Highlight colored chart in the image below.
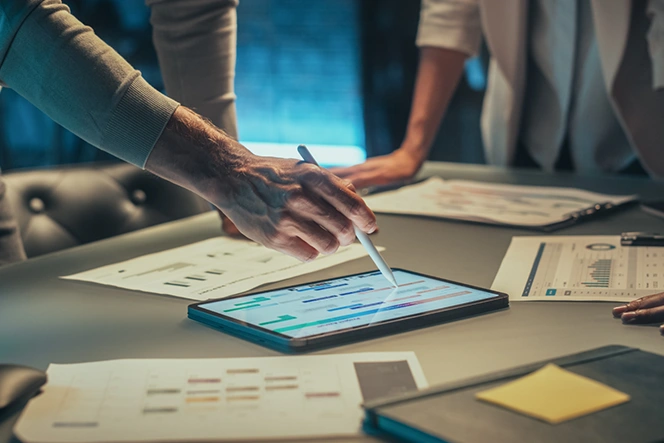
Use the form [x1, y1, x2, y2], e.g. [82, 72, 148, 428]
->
[203, 269, 499, 338]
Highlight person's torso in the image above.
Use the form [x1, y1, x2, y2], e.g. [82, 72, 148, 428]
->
[518, 0, 636, 174]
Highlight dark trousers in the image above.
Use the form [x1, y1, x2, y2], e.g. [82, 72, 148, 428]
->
[0, 176, 26, 266]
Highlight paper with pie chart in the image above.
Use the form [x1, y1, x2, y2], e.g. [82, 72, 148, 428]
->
[492, 236, 664, 302]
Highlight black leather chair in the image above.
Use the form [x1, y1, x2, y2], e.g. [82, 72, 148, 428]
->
[2, 162, 211, 258]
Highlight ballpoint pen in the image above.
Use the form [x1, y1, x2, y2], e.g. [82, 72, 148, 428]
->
[297, 144, 398, 288]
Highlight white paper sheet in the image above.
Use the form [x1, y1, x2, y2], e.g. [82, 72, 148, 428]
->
[62, 238, 383, 301]
[364, 178, 635, 228]
[14, 353, 427, 442]
[492, 236, 664, 302]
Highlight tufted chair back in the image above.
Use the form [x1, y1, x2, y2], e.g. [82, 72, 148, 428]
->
[2, 162, 211, 258]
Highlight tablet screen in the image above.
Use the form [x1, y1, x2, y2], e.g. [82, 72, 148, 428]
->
[197, 270, 501, 339]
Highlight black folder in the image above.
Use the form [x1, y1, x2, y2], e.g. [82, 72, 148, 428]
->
[363, 345, 664, 443]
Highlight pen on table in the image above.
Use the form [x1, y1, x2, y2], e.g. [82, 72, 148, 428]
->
[297, 144, 398, 288]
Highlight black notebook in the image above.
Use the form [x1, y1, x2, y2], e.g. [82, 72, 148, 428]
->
[363, 345, 664, 443]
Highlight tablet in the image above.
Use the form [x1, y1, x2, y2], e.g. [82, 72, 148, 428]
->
[188, 268, 508, 352]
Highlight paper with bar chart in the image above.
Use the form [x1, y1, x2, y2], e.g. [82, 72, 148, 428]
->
[62, 237, 382, 301]
[14, 353, 427, 442]
[492, 236, 664, 302]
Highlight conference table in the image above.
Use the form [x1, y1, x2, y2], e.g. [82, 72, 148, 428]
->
[1, 162, 663, 443]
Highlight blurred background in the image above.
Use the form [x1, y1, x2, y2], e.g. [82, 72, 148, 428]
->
[0, 0, 486, 171]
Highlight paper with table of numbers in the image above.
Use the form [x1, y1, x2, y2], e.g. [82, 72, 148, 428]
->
[62, 237, 383, 301]
[14, 353, 427, 442]
[492, 235, 664, 302]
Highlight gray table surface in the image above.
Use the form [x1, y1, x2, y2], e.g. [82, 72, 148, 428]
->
[2, 162, 664, 442]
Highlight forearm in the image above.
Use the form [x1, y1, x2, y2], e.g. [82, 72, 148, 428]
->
[401, 47, 467, 164]
[144, 106, 247, 206]
[0, 0, 178, 167]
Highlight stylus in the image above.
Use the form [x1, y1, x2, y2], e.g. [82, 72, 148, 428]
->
[297, 144, 398, 288]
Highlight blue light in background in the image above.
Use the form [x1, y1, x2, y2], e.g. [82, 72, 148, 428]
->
[235, 0, 365, 167]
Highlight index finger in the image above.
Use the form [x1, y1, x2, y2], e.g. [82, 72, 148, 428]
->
[302, 170, 377, 234]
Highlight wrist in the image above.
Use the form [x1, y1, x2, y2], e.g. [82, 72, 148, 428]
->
[397, 140, 429, 171]
[144, 106, 251, 207]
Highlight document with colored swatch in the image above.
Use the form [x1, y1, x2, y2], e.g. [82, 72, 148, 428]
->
[14, 353, 427, 442]
[61, 237, 383, 301]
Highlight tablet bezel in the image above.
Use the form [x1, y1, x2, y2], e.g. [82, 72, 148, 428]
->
[188, 268, 509, 352]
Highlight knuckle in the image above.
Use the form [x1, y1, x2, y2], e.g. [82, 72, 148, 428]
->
[338, 221, 355, 244]
[303, 250, 319, 262]
[269, 231, 291, 247]
[273, 213, 296, 231]
[322, 236, 340, 254]
[635, 309, 650, 320]
[301, 164, 324, 182]
[286, 192, 310, 211]
[628, 298, 644, 310]
[348, 198, 364, 218]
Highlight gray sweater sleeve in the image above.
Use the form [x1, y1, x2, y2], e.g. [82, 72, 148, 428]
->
[0, 0, 179, 167]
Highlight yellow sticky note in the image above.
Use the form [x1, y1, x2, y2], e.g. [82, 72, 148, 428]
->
[475, 363, 630, 424]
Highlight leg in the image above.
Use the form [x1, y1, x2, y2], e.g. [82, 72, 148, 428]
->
[147, 0, 239, 139]
[0, 175, 27, 265]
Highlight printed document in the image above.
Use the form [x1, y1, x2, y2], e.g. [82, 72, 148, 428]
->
[14, 353, 427, 442]
[62, 237, 383, 301]
[364, 178, 635, 229]
[492, 236, 664, 302]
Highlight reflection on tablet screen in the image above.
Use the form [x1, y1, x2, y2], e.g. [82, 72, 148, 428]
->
[200, 270, 499, 338]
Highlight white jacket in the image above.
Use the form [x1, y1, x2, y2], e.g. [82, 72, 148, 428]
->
[418, 0, 664, 176]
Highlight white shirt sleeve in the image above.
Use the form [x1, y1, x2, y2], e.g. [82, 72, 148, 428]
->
[416, 0, 482, 56]
[647, 0, 664, 89]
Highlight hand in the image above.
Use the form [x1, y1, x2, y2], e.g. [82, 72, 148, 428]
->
[146, 107, 377, 262]
[216, 209, 246, 238]
[218, 155, 378, 261]
[330, 148, 422, 189]
[613, 292, 664, 336]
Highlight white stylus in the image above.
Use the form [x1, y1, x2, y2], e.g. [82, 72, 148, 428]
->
[297, 145, 398, 288]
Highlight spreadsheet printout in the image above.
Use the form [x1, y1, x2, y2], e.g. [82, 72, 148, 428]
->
[14, 353, 426, 442]
[492, 236, 664, 302]
[62, 237, 382, 301]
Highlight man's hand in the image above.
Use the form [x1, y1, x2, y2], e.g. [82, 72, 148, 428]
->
[217, 154, 375, 261]
[330, 148, 422, 189]
[613, 292, 664, 336]
[145, 106, 377, 262]
[217, 209, 245, 237]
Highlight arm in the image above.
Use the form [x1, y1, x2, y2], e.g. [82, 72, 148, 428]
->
[402, 47, 467, 166]
[146, 106, 377, 262]
[332, 48, 466, 189]
[332, 0, 480, 189]
[0, 0, 377, 261]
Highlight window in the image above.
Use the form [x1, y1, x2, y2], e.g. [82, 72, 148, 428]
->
[236, 0, 365, 166]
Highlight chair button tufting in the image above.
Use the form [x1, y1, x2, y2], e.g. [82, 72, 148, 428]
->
[28, 197, 45, 213]
[131, 189, 147, 205]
